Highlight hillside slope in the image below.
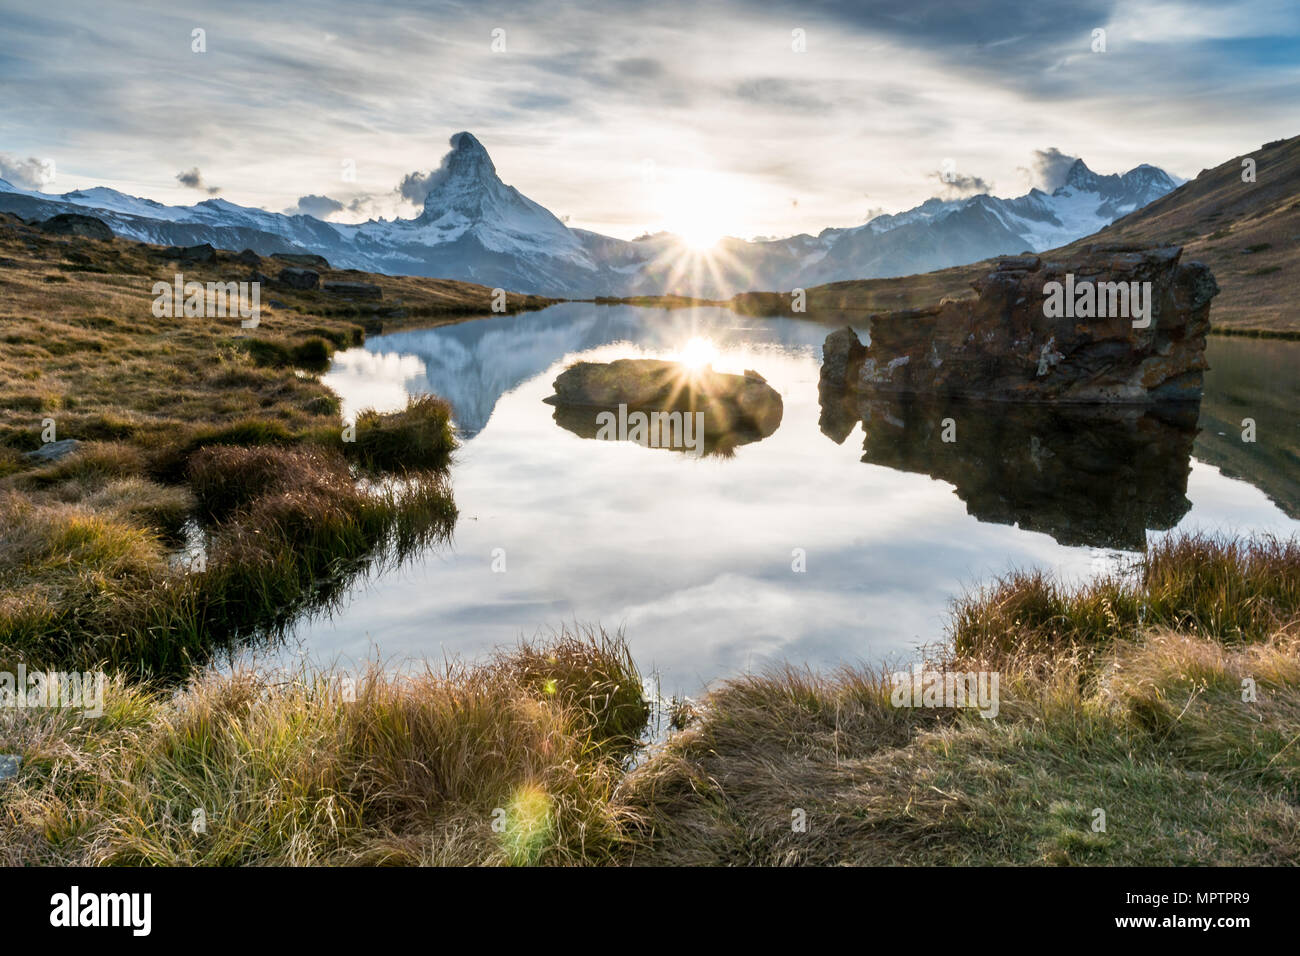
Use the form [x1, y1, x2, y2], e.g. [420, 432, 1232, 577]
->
[1058, 135, 1300, 332]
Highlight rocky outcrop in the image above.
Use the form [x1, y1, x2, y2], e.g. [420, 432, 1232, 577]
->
[322, 280, 381, 299]
[278, 267, 320, 290]
[159, 242, 217, 264]
[38, 214, 113, 240]
[545, 359, 783, 455]
[819, 245, 1218, 404]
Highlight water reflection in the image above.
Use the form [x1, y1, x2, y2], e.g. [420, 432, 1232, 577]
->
[298, 307, 1298, 693]
[819, 389, 1197, 549]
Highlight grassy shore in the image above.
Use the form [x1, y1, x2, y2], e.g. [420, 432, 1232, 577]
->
[0, 217, 552, 676]
[3, 534, 1296, 865]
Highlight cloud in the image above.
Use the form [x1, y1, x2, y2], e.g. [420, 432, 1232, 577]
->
[1018, 147, 1081, 192]
[732, 78, 832, 113]
[613, 57, 665, 79]
[926, 169, 993, 198]
[176, 167, 221, 195]
[0, 154, 56, 189]
[395, 169, 436, 207]
[285, 194, 345, 218]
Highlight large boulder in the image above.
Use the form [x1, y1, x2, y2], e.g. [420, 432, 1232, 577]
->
[545, 358, 784, 454]
[820, 245, 1218, 404]
[278, 267, 320, 290]
[38, 214, 113, 240]
[160, 242, 217, 264]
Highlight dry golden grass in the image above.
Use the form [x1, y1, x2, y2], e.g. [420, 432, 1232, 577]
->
[0, 629, 647, 866]
[0, 217, 536, 674]
[620, 625, 1300, 866]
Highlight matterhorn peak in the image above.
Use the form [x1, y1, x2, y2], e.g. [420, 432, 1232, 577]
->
[443, 131, 496, 180]
[419, 132, 506, 220]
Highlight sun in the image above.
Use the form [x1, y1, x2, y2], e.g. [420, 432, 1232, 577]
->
[677, 223, 724, 251]
[679, 336, 718, 369]
[657, 171, 745, 251]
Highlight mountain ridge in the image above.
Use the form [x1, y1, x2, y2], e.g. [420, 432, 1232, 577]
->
[0, 134, 1178, 298]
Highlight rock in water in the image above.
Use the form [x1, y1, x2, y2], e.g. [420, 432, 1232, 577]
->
[545, 358, 784, 450]
[819, 244, 1218, 404]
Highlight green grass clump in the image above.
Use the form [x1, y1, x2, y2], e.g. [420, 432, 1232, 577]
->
[240, 336, 332, 371]
[951, 533, 1299, 661]
[499, 626, 650, 753]
[0, 442, 456, 676]
[348, 395, 457, 472]
[187, 444, 340, 520]
[25, 441, 145, 488]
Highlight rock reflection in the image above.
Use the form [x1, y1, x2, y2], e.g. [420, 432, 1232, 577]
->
[819, 388, 1199, 549]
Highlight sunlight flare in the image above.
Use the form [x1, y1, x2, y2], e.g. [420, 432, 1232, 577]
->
[679, 335, 719, 370]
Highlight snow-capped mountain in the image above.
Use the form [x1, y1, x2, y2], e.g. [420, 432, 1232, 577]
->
[0, 136, 1179, 298]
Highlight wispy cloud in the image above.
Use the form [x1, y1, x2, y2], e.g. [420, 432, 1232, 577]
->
[176, 166, 221, 195]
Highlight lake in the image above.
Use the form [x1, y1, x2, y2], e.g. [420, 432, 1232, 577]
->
[261, 304, 1299, 695]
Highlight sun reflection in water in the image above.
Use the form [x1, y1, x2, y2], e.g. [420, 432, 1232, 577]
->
[679, 336, 718, 370]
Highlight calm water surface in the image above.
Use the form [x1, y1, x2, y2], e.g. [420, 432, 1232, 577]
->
[262, 304, 1299, 694]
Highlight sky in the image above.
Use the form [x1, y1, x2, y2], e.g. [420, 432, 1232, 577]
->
[0, 0, 1297, 241]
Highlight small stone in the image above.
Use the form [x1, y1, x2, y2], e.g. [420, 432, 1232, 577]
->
[24, 438, 80, 463]
[0, 755, 21, 782]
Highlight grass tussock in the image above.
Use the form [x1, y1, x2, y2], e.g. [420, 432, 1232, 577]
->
[348, 395, 457, 473]
[951, 533, 1300, 664]
[0, 629, 647, 866]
